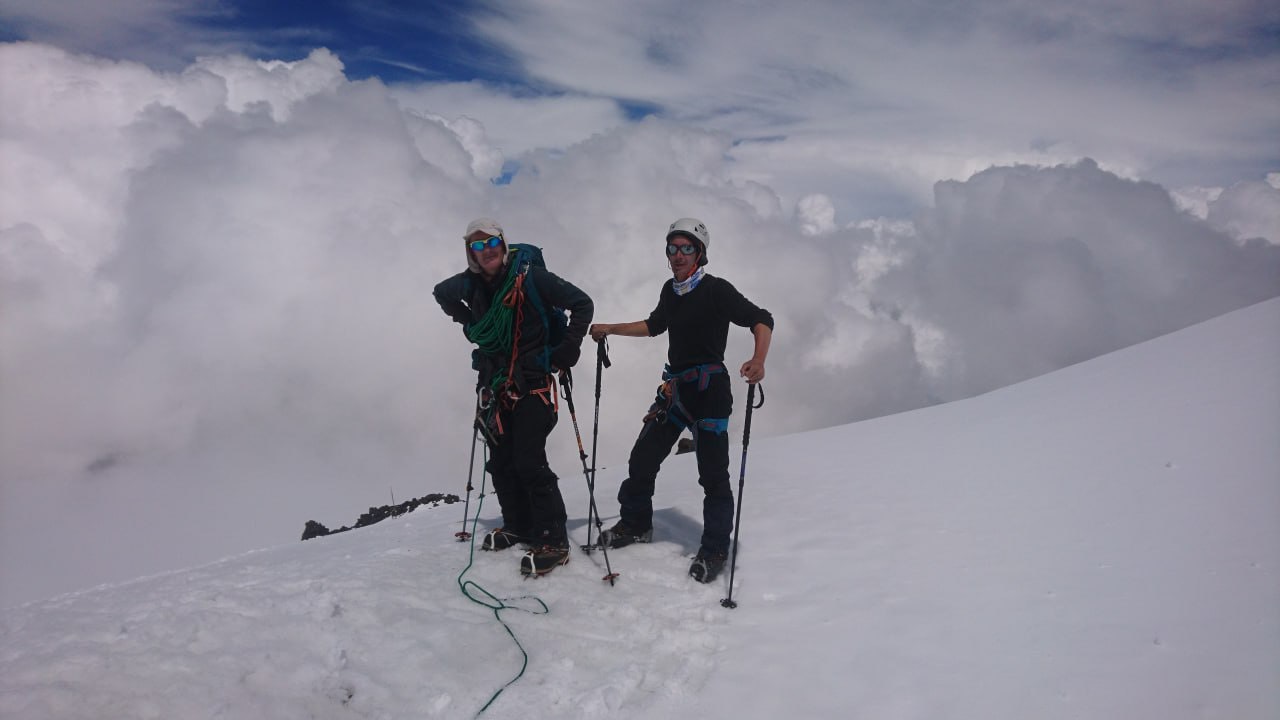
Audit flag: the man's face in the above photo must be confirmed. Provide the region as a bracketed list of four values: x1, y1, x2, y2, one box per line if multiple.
[467, 232, 505, 277]
[666, 235, 699, 280]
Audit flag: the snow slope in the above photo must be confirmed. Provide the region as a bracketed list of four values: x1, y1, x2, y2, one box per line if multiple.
[3, 298, 1277, 720]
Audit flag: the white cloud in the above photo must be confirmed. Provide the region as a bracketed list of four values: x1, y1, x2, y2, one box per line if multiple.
[1169, 184, 1224, 220]
[1207, 178, 1280, 246]
[5, 1, 1278, 225]
[871, 160, 1280, 399]
[1171, 175, 1280, 246]
[391, 81, 629, 163]
[2, 42, 1278, 603]
[193, 48, 346, 121]
[796, 194, 836, 236]
[469, 0, 1280, 219]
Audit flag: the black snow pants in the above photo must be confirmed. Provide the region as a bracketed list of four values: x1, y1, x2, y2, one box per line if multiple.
[616, 365, 734, 555]
[484, 380, 568, 546]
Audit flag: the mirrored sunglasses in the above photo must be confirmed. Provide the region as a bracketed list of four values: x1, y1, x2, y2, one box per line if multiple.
[468, 235, 503, 252]
[666, 242, 698, 256]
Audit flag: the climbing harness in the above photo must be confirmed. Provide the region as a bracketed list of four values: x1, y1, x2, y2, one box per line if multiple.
[641, 362, 727, 430]
[476, 374, 559, 440]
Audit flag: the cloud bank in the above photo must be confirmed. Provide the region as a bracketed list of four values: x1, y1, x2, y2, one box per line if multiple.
[2, 42, 1277, 604]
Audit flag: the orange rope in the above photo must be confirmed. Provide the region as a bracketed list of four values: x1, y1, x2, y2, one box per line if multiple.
[503, 273, 526, 395]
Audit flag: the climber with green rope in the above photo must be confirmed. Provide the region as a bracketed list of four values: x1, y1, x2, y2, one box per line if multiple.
[434, 218, 594, 576]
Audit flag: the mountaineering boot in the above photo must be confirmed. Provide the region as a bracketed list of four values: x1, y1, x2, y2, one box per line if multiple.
[689, 549, 727, 584]
[597, 520, 653, 549]
[481, 527, 525, 551]
[520, 544, 571, 576]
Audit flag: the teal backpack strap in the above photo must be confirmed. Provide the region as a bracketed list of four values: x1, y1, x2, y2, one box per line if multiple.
[519, 264, 554, 372]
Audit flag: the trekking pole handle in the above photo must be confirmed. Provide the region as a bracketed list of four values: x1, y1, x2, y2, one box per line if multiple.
[743, 382, 763, 445]
[559, 371, 589, 460]
[559, 371, 580, 417]
[597, 337, 611, 368]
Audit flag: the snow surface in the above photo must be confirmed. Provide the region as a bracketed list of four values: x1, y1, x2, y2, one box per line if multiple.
[3, 298, 1278, 720]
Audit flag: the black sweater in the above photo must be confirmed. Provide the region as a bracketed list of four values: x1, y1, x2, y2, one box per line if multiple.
[645, 275, 773, 371]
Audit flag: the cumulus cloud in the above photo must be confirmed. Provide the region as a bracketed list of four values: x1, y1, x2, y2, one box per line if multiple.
[1171, 173, 1280, 247]
[2, 42, 1278, 604]
[796, 194, 837, 236]
[391, 82, 630, 162]
[1207, 178, 1280, 246]
[1, 43, 488, 602]
[871, 161, 1280, 399]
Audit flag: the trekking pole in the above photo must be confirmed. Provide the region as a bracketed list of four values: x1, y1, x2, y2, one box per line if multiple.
[455, 390, 484, 541]
[455, 386, 494, 538]
[585, 338, 611, 549]
[721, 382, 763, 609]
[559, 368, 619, 585]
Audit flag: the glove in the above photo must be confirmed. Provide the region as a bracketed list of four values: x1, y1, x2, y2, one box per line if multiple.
[472, 351, 498, 385]
[550, 342, 581, 371]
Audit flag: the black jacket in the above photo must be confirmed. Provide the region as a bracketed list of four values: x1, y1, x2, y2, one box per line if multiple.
[434, 264, 594, 390]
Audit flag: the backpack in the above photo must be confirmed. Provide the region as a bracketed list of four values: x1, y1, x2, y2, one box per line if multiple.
[507, 243, 569, 371]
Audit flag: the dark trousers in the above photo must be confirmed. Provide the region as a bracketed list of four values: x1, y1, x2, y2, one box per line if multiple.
[617, 372, 734, 554]
[484, 386, 567, 546]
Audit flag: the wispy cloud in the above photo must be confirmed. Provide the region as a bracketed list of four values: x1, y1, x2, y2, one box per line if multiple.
[0, 0, 247, 67]
[468, 0, 1280, 213]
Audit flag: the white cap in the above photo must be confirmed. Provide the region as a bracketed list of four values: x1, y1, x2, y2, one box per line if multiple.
[463, 217, 506, 273]
[464, 217, 503, 239]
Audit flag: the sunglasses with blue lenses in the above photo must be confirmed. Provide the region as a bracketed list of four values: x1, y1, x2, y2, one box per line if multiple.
[665, 242, 699, 256]
[468, 235, 503, 252]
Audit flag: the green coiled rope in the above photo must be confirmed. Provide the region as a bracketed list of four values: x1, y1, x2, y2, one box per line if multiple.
[464, 270, 518, 356]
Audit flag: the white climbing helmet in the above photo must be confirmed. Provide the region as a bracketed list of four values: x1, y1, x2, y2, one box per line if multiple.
[666, 217, 710, 266]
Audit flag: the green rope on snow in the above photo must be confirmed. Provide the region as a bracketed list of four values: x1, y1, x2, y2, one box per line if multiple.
[455, 444, 549, 718]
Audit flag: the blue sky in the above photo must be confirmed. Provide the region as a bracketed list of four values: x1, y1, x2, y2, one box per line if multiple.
[198, 1, 518, 85]
[0, 1, 504, 80]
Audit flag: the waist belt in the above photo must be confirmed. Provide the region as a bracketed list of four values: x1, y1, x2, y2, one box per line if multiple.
[643, 363, 727, 431]
[662, 362, 727, 391]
